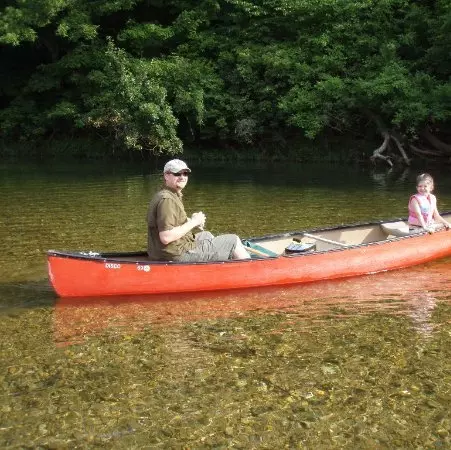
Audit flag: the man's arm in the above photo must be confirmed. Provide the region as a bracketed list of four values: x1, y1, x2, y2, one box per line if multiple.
[159, 212, 206, 245]
[159, 219, 196, 245]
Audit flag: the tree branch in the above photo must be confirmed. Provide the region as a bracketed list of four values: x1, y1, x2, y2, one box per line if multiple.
[391, 135, 411, 165]
[371, 130, 393, 167]
[420, 128, 451, 155]
[409, 144, 443, 157]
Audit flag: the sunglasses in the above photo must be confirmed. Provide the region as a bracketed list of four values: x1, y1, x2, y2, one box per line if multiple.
[171, 171, 190, 177]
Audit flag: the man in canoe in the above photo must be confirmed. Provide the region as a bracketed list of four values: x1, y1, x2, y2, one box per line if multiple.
[147, 159, 251, 261]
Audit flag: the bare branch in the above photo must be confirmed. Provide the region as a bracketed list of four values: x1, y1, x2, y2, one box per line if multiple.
[391, 135, 411, 165]
[409, 144, 443, 157]
[370, 130, 393, 167]
[421, 128, 451, 155]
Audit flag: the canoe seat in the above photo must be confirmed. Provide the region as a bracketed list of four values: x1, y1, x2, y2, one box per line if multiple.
[243, 241, 279, 258]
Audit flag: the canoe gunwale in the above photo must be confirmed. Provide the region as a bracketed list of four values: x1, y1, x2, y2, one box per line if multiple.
[47, 212, 451, 297]
[46, 214, 443, 265]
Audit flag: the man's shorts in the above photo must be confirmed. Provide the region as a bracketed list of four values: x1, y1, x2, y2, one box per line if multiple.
[177, 231, 238, 262]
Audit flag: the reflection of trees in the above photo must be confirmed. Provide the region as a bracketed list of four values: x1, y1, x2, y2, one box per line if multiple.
[370, 167, 410, 190]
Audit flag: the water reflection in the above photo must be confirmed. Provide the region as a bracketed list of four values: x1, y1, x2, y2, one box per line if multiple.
[409, 292, 437, 337]
[54, 258, 451, 344]
[370, 167, 411, 188]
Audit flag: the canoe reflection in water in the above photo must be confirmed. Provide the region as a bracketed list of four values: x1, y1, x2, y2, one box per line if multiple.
[54, 257, 451, 345]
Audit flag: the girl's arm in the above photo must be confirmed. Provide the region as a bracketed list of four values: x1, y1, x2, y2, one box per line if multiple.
[431, 194, 450, 229]
[432, 209, 451, 229]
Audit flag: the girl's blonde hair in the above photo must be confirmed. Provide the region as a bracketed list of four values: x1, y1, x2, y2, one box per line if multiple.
[416, 173, 434, 186]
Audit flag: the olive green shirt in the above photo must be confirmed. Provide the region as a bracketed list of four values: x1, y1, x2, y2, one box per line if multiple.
[147, 188, 196, 260]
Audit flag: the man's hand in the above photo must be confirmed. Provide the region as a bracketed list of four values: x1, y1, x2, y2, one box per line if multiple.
[191, 211, 206, 229]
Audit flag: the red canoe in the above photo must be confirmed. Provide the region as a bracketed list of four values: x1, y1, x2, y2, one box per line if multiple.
[47, 214, 451, 298]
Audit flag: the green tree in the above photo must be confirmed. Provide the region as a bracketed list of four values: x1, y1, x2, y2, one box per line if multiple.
[0, 0, 206, 155]
[1, 0, 451, 163]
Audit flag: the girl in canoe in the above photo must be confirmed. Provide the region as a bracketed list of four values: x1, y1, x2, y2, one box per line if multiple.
[408, 173, 451, 232]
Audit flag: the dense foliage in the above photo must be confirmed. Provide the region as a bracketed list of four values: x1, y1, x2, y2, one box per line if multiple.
[1, 0, 451, 163]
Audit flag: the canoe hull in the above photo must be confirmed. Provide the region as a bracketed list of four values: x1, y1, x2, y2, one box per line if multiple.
[48, 227, 451, 298]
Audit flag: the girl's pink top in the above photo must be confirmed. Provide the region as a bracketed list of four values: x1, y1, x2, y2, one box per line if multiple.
[408, 193, 435, 226]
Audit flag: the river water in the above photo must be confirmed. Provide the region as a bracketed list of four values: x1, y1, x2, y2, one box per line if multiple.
[1, 160, 451, 448]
